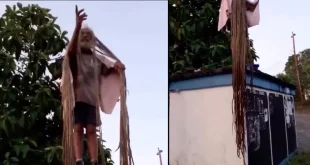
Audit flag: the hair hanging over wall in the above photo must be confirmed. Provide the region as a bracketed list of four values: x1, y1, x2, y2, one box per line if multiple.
[230, 0, 252, 163]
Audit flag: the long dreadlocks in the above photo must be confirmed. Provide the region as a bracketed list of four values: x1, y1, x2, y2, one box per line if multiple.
[230, 0, 249, 162]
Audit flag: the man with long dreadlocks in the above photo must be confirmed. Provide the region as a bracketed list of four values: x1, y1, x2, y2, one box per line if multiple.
[62, 6, 126, 165]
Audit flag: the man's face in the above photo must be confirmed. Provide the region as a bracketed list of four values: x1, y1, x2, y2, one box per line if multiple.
[79, 28, 93, 49]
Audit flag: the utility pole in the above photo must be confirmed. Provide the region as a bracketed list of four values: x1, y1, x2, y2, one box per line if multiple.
[291, 32, 304, 103]
[157, 148, 163, 165]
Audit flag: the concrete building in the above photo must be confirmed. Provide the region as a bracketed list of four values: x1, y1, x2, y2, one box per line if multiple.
[169, 68, 297, 165]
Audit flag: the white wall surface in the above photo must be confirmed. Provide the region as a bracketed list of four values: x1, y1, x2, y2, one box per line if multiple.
[169, 86, 244, 165]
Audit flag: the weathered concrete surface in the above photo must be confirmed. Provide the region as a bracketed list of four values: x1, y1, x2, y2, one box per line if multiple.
[295, 112, 310, 152]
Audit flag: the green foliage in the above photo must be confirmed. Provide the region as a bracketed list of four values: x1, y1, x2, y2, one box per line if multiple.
[0, 3, 114, 165]
[168, 0, 258, 76]
[288, 152, 310, 165]
[295, 49, 310, 91]
[0, 3, 66, 164]
[276, 73, 292, 84]
[83, 138, 114, 165]
[277, 48, 310, 100]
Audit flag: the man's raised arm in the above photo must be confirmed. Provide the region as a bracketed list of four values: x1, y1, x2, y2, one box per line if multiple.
[67, 5, 87, 56]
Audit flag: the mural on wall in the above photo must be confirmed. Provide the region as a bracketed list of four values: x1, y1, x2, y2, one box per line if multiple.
[269, 93, 288, 165]
[284, 95, 297, 154]
[284, 96, 294, 128]
[246, 89, 272, 165]
[246, 88, 298, 165]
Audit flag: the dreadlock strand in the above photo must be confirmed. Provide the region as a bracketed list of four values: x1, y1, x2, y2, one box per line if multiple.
[61, 52, 76, 165]
[231, 0, 248, 163]
[96, 38, 134, 165]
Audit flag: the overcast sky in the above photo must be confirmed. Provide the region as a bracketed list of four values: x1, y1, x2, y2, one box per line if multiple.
[0, 1, 168, 165]
[249, 0, 310, 76]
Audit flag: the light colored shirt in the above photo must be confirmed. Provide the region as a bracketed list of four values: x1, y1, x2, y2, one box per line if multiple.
[75, 52, 116, 106]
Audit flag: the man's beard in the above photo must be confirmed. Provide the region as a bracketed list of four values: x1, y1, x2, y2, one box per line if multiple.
[80, 40, 93, 49]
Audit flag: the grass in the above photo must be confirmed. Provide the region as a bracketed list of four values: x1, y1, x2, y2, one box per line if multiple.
[288, 152, 310, 165]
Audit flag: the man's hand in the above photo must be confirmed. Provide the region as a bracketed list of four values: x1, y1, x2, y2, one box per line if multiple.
[67, 5, 87, 55]
[75, 5, 87, 27]
[114, 61, 126, 72]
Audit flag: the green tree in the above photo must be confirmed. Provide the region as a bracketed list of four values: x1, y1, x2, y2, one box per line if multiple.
[276, 73, 293, 84]
[0, 3, 114, 165]
[168, 0, 258, 76]
[277, 49, 310, 100]
[297, 49, 310, 92]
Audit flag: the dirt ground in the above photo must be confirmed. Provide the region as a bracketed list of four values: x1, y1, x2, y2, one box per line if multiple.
[295, 112, 310, 152]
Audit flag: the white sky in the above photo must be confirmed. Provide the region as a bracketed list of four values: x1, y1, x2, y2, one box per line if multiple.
[249, 0, 310, 76]
[0, 1, 168, 165]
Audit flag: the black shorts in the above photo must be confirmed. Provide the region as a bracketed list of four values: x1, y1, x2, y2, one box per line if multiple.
[74, 102, 99, 127]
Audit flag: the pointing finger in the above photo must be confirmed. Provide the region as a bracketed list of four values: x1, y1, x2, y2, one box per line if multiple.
[77, 9, 85, 16]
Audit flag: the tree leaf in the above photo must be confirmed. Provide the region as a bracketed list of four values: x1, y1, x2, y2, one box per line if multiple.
[61, 31, 68, 38]
[54, 24, 60, 31]
[7, 116, 16, 132]
[17, 2, 22, 9]
[21, 145, 29, 158]
[5, 152, 10, 159]
[6, 5, 13, 13]
[25, 137, 38, 148]
[2, 118, 9, 136]
[10, 157, 19, 162]
[47, 152, 54, 163]
[18, 115, 25, 127]
[14, 145, 21, 157]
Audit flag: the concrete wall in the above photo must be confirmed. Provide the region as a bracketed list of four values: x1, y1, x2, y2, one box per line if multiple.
[169, 86, 244, 165]
[169, 85, 297, 165]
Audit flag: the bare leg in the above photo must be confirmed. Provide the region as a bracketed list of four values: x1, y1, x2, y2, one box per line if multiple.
[73, 124, 84, 160]
[86, 124, 97, 161]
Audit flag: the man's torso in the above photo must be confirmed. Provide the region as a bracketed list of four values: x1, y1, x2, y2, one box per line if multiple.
[74, 53, 101, 106]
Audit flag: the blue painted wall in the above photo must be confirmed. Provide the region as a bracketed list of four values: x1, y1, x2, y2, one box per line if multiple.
[169, 73, 296, 95]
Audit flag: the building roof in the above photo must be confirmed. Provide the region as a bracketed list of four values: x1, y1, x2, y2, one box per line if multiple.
[169, 67, 296, 94]
[170, 67, 295, 89]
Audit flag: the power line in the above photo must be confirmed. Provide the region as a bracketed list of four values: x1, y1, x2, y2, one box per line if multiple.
[264, 58, 286, 71]
[263, 52, 292, 71]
